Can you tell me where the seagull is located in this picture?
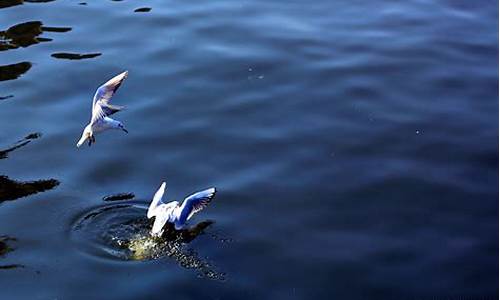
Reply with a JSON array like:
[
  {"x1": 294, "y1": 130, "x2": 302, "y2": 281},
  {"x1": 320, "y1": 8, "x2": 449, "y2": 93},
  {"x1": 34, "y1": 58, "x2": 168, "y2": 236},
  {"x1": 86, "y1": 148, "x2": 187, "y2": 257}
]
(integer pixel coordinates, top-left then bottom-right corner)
[
  {"x1": 77, "y1": 71, "x2": 129, "y2": 147},
  {"x1": 147, "y1": 182, "x2": 216, "y2": 237}
]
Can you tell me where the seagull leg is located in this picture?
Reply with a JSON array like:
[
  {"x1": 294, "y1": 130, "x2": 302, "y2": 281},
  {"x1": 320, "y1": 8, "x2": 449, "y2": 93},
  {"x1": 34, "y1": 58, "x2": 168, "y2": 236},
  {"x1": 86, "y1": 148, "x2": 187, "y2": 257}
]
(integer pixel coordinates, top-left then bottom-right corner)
[{"x1": 88, "y1": 135, "x2": 96, "y2": 146}]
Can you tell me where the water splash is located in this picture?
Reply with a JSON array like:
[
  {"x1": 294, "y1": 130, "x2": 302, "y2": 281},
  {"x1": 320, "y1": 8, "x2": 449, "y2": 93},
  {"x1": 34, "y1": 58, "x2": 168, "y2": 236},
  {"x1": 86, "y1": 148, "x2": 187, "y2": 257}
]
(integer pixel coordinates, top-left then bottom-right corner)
[{"x1": 70, "y1": 202, "x2": 226, "y2": 280}]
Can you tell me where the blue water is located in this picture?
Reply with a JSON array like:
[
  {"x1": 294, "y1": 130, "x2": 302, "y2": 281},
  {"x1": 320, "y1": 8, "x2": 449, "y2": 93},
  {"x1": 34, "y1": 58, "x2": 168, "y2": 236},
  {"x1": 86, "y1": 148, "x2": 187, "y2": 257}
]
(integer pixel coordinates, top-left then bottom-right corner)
[{"x1": 0, "y1": 0, "x2": 497, "y2": 299}]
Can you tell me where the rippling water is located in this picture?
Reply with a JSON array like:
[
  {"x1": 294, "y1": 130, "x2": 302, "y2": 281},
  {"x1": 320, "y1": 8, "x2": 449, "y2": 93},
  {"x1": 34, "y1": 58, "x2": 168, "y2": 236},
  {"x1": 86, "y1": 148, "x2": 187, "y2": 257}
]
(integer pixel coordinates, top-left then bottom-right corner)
[{"x1": 0, "y1": 0, "x2": 497, "y2": 299}]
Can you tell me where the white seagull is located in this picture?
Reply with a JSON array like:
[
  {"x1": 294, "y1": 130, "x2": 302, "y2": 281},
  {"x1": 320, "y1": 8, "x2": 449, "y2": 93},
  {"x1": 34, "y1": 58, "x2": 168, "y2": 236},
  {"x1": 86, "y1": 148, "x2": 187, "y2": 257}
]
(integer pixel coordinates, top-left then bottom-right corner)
[
  {"x1": 147, "y1": 182, "x2": 216, "y2": 237},
  {"x1": 77, "y1": 71, "x2": 129, "y2": 147}
]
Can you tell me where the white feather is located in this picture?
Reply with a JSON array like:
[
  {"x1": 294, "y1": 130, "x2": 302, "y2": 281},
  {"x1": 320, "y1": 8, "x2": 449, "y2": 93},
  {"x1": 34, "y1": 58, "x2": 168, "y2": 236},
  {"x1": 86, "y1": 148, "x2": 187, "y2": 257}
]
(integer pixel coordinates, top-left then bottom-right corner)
[{"x1": 147, "y1": 182, "x2": 166, "y2": 219}]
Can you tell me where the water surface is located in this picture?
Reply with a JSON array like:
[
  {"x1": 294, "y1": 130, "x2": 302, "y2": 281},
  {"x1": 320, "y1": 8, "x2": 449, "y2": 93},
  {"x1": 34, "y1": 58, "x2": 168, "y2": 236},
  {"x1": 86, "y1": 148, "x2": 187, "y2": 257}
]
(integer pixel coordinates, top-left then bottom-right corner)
[{"x1": 0, "y1": 0, "x2": 497, "y2": 299}]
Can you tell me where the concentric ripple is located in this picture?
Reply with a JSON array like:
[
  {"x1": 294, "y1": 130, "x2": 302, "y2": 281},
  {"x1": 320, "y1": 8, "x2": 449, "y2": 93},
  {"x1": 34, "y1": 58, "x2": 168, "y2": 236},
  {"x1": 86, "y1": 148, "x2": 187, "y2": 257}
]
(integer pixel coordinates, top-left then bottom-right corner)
[{"x1": 70, "y1": 201, "x2": 225, "y2": 280}]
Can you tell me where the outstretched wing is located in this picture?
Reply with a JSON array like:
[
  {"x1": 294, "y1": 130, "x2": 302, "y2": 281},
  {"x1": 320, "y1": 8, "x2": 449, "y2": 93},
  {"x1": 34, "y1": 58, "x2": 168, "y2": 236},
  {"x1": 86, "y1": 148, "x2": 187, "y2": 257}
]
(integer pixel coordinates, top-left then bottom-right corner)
[
  {"x1": 180, "y1": 187, "x2": 216, "y2": 222},
  {"x1": 91, "y1": 71, "x2": 128, "y2": 125},
  {"x1": 147, "y1": 182, "x2": 166, "y2": 219},
  {"x1": 151, "y1": 202, "x2": 178, "y2": 236}
]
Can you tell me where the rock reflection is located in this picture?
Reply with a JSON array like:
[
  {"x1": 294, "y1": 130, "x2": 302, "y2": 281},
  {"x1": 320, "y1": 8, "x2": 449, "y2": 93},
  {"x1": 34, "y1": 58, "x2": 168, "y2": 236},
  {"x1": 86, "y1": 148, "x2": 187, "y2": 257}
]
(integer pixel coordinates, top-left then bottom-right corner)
[
  {"x1": 0, "y1": 133, "x2": 59, "y2": 203},
  {"x1": 0, "y1": 176, "x2": 59, "y2": 203},
  {"x1": 51, "y1": 52, "x2": 101, "y2": 60},
  {"x1": 0, "y1": 236, "x2": 23, "y2": 270},
  {"x1": 134, "y1": 7, "x2": 151, "y2": 12},
  {"x1": 0, "y1": 62, "x2": 31, "y2": 82},
  {"x1": 0, "y1": 236, "x2": 16, "y2": 257},
  {"x1": 103, "y1": 192, "x2": 135, "y2": 202},
  {"x1": 0, "y1": 132, "x2": 41, "y2": 160},
  {"x1": 0, "y1": 21, "x2": 71, "y2": 51},
  {"x1": 0, "y1": 0, "x2": 56, "y2": 9},
  {"x1": 0, "y1": 95, "x2": 14, "y2": 101},
  {"x1": 0, "y1": 0, "x2": 22, "y2": 9}
]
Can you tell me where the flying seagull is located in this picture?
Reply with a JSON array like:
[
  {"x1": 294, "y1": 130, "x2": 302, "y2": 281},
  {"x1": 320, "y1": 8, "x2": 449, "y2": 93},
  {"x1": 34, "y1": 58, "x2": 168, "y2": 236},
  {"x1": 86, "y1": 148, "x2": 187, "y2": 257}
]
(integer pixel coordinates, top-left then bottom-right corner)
[
  {"x1": 147, "y1": 182, "x2": 216, "y2": 237},
  {"x1": 77, "y1": 71, "x2": 129, "y2": 147}
]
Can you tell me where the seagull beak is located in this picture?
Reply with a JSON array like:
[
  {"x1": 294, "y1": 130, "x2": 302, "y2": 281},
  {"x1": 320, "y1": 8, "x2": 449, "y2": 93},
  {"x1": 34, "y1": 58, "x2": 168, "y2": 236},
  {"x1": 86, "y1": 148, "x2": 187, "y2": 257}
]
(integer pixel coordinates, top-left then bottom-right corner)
[
  {"x1": 122, "y1": 127, "x2": 128, "y2": 134},
  {"x1": 77, "y1": 135, "x2": 87, "y2": 148}
]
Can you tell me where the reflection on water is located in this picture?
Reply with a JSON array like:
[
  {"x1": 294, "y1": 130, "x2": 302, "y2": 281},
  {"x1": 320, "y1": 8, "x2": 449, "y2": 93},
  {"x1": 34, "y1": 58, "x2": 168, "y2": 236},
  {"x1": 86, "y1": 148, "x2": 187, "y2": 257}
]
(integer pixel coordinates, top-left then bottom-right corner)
[
  {"x1": 0, "y1": 0, "x2": 495, "y2": 297},
  {"x1": 0, "y1": 62, "x2": 31, "y2": 82},
  {"x1": 0, "y1": 95, "x2": 13, "y2": 100},
  {"x1": 0, "y1": 133, "x2": 41, "y2": 160},
  {"x1": 0, "y1": 236, "x2": 23, "y2": 270},
  {"x1": 0, "y1": 236, "x2": 15, "y2": 257},
  {"x1": 0, "y1": 21, "x2": 71, "y2": 51},
  {"x1": 0, "y1": 176, "x2": 59, "y2": 203},
  {"x1": 51, "y1": 52, "x2": 101, "y2": 60},
  {"x1": 102, "y1": 192, "x2": 135, "y2": 202},
  {"x1": 0, "y1": 134, "x2": 59, "y2": 271},
  {"x1": 71, "y1": 202, "x2": 225, "y2": 280},
  {"x1": 0, "y1": 0, "x2": 22, "y2": 9},
  {"x1": 134, "y1": 7, "x2": 151, "y2": 13},
  {"x1": 0, "y1": 0, "x2": 56, "y2": 9},
  {"x1": 0, "y1": 133, "x2": 59, "y2": 202}
]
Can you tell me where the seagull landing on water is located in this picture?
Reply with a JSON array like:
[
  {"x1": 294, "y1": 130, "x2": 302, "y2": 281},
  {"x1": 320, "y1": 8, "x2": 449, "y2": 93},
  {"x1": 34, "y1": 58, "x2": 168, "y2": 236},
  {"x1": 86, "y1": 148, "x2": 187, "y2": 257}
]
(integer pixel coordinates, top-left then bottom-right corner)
[
  {"x1": 77, "y1": 71, "x2": 129, "y2": 147},
  {"x1": 147, "y1": 182, "x2": 217, "y2": 237}
]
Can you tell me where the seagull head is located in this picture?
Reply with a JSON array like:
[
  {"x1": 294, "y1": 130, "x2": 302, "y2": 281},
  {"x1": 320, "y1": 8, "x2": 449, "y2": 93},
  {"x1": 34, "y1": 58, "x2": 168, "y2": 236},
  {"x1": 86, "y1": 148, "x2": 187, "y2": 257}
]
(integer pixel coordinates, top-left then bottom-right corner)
[{"x1": 77, "y1": 125, "x2": 93, "y2": 147}]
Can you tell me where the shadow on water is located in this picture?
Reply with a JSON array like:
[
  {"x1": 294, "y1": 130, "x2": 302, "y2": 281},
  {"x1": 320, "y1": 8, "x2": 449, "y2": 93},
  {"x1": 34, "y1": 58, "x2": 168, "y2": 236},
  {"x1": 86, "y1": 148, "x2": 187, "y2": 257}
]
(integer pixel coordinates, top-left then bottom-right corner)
[
  {"x1": 0, "y1": 21, "x2": 71, "y2": 51},
  {"x1": 0, "y1": 62, "x2": 31, "y2": 82},
  {"x1": 0, "y1": 133, "x2": 60, "y2": 203},
  {"x1": 70, "y1": 202, "x2": 225, "y2": 280}
]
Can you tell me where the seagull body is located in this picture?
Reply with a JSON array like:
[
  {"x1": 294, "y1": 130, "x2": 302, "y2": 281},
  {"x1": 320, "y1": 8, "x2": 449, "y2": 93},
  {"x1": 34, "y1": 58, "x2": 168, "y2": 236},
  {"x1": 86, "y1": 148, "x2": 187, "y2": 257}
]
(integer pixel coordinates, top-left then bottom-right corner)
[
  {"x1": 77, "y1": 71, "x2": 129, "y2": 147},
  {"x1": 147, "y1": 182, "x2": 216, "y2": 237}
]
